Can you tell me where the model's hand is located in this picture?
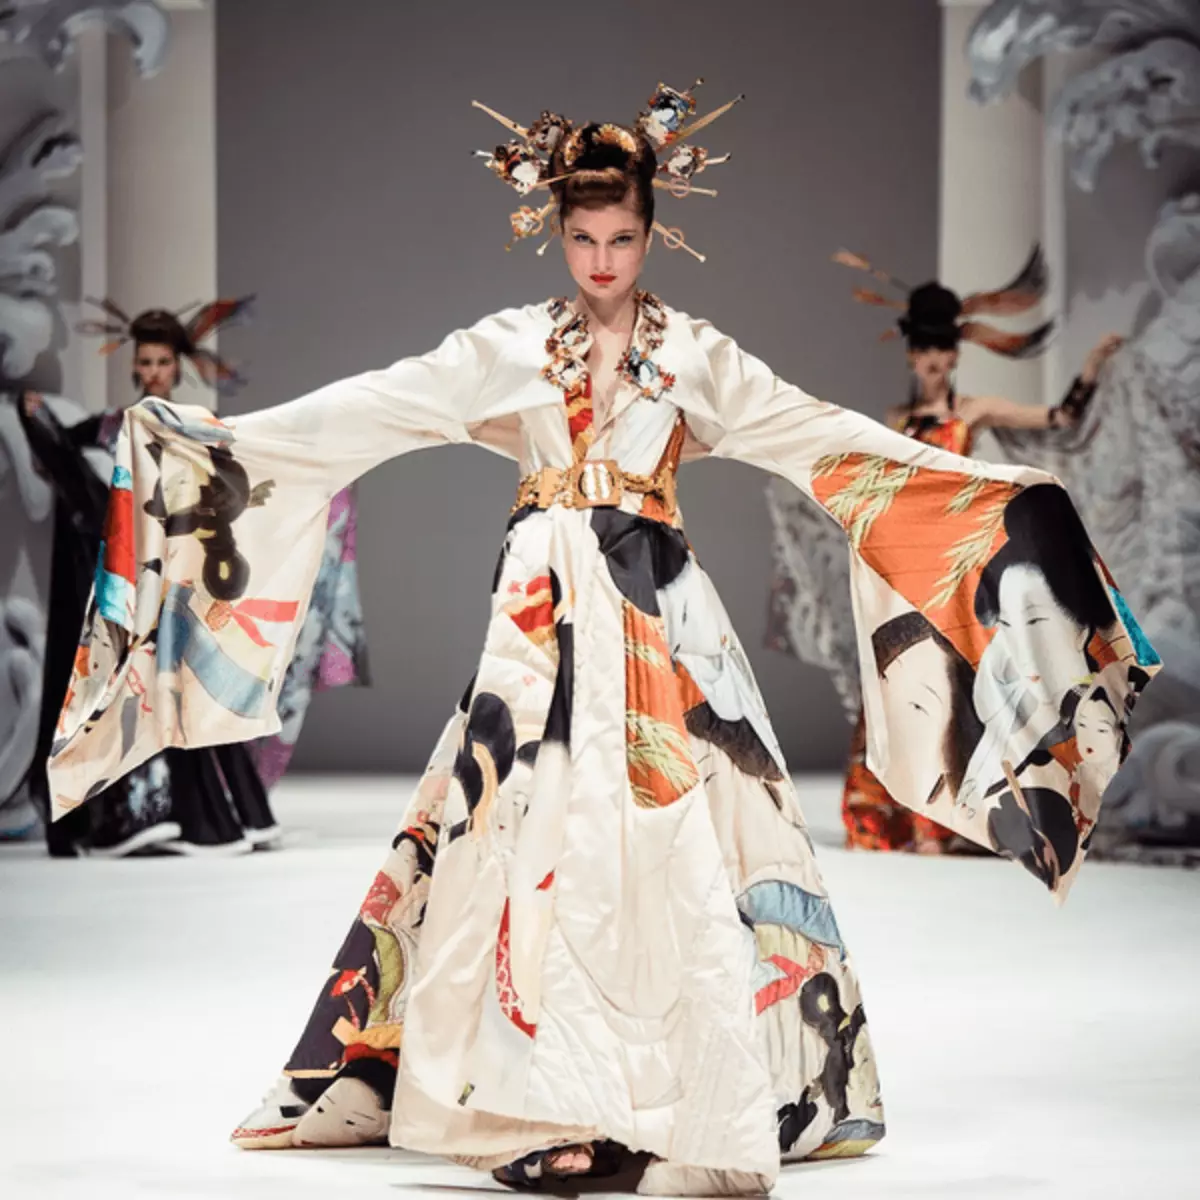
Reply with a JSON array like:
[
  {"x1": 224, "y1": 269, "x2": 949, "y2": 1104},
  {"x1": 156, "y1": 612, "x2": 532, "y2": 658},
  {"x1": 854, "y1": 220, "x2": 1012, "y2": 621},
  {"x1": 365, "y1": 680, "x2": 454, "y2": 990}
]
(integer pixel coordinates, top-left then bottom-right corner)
[{"x1": 1080, "y1": 334, "x2": 1124, "y2": 385}]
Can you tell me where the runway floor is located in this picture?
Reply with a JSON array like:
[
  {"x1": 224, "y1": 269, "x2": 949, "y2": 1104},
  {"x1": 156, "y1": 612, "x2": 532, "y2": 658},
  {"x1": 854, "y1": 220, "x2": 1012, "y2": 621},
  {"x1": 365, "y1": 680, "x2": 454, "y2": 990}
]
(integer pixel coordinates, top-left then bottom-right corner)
[{"x1": 2, "y1": 774, "x2": 1196, "y2": 1198}]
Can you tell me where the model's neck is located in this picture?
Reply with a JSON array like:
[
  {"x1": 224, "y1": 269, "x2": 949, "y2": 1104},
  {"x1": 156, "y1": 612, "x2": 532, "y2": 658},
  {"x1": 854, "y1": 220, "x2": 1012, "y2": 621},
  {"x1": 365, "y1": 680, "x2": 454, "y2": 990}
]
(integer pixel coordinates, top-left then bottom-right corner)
[
  {"x1": 916, "y1": 378, "x2": 953, "y2": 408},
  {"x1": 575, "y1": 286, "x2": 639, "y2": 333}
]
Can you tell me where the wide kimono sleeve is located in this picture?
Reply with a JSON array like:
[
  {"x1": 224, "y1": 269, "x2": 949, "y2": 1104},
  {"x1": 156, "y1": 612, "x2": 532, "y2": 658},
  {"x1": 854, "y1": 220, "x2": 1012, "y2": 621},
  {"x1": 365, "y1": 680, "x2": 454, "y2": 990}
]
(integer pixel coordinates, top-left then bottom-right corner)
[
  {"x1": 690, "y1": 317, "x2": 1162, "y2": 899},
  {"x1": 46, "y1": 308, "x2": 524, "y2": 819}
]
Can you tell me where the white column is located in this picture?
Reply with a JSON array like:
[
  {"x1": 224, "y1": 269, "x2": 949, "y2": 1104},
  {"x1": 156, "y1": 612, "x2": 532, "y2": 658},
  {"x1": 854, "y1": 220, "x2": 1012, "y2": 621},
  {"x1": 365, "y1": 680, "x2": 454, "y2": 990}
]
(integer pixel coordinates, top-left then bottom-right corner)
[
  {"x1": 105, "y1": 0, "x2": 217, "y2": 409},
  {"x1": 1040, "y1": 50, "x2": 1072, "y2": 405},
  {"x1": 73, "y1": 25, "x2": 109, "y2": 412},
  {"x1": 940, "y1": 0, "x2": 1047, "y2": 407}
]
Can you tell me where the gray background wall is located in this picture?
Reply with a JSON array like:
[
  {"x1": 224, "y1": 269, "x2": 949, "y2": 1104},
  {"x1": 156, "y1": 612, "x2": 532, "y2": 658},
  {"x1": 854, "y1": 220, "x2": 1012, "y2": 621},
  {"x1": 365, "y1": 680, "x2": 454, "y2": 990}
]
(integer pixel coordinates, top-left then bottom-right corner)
[{"x1": 215, "y1": 0, "x2": 943, "y2": 772}]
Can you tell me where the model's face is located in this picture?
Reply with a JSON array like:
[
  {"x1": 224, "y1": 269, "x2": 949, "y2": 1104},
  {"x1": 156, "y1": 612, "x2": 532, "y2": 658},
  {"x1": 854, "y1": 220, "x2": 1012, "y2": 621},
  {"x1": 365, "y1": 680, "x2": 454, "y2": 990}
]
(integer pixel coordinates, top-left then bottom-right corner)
[
  {"x1": 995, "y1": 564, "x2": 1088, "y2": 704},
  {"x1": 561, "y1": 193, "x2": 648, "y2": 307},
  {"x1": 1075, "y1": 696, "x2": 1121, "y2": 770},
  {"x1": 878, "y1": 635, "x2": 954, "y2": 805},
  {"x1": 134, "y1": 342, "x2": 179, "y2": 399},
  {"x1": 908, "y1": 347, "x2": 959, "y2": 395}
]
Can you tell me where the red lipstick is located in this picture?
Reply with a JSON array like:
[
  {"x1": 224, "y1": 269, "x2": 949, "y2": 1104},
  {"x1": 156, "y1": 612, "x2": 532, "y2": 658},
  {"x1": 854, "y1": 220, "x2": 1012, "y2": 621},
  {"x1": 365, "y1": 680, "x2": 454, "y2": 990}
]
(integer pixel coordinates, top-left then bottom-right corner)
[{"x1": 590, "y1": 273, "x2": 617, "y2": 284}]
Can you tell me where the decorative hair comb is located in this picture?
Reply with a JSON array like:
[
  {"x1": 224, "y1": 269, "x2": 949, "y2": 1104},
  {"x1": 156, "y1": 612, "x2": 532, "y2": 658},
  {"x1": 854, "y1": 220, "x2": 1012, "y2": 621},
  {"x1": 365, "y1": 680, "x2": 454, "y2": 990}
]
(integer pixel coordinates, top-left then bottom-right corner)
[
  {"x1": 472, "y1": 79, "x2": 744, "y2": 262},
  {"x1": 76, "y1": 294, "x2": 255, "y2": 392},
  {"x1": 832, "y1": 245, "x2": 1055, "y2": 359}
]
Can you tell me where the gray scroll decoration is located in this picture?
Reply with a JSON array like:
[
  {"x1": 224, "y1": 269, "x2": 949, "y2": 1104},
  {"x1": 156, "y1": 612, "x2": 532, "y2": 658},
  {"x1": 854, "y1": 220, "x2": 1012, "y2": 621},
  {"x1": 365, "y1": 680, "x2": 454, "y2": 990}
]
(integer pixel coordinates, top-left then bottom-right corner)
[
  {"x1": 968, "y1": 1, "x2": 1200, "y2": 190},
  {"x1": 0, "y1": 1, "x2": 169, "y2": 77},
  {"x1": 0, "y1": 2, "x2": 171, "y2": 821}
]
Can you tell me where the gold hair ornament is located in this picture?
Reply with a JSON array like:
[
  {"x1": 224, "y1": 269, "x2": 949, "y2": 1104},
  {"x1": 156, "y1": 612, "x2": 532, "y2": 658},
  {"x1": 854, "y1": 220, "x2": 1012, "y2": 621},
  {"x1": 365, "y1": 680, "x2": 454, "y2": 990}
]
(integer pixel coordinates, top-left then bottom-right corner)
[{"x1": 471, "y1": 80, "x2": 743, "y2": 262}]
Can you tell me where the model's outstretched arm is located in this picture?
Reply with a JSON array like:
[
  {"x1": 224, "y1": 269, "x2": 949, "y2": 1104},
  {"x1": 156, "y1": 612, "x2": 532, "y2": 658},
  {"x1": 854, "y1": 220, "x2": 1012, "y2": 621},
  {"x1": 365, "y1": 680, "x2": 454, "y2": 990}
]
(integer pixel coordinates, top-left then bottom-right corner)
[
  {"x1": 46, "y1": 309, "x2": 522, "y2": 817},
  {"x1": 691, "y1": 316, "x2": 1156, "y2": 899}
]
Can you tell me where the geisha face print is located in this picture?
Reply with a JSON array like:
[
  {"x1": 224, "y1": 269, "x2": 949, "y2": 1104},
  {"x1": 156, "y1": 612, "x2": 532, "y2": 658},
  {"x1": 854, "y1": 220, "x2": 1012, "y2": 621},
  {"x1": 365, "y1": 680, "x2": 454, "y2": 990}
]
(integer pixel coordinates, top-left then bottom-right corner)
[
  {"x1": 995, "y1": 563, "x2": 1089, "y2": 705},
  {"x1": 873, "y1": 612, "x2": 982, "y2": 808},
  {"x1": 1074, "y1": 689, "x2": 1122, "y2": 774},
  {"x1": 974, "y1": 486, "x2": 1113, "y2": 711},
  {"x1": 561, "y1": 193, "x2": 649, "y2": 308},
  {"x1": 878, "y1": 635, "x2": 952, "y2": 804},
  {"x1": 961, "y1": 485, "x2": 1118, "y2": 808}
]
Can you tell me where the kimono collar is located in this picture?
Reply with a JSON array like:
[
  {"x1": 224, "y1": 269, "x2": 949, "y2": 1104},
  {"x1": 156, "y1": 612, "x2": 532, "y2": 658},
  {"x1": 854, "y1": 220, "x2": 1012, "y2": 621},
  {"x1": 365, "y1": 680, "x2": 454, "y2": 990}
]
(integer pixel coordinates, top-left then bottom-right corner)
[{"x1": 543, "y1": 290, "x2": 676, "y2": 404}]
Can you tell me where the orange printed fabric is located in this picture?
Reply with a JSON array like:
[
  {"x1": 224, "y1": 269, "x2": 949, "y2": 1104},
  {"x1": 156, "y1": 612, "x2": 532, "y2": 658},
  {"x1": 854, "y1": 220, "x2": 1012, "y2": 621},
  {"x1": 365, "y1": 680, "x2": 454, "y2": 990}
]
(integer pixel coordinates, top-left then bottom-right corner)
[
  {"x1": 810, "y1": 453, "x2": 1159, "y2": 898},
  {"x1": 624, "y1": 601, "x2": 699, "y2": 808},
  {"x1": 811, "y1": 452, "x2": 1018, "y2": 667}
]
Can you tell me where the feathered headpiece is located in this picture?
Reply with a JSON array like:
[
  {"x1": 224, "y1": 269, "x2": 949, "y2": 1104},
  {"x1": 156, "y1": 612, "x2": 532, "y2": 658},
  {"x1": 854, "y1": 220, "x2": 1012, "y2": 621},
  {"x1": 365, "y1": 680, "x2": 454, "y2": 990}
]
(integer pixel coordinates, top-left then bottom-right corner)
[
  {"x1": 472, "y1": 79, "x2": 743, "y2": 262},
  {"x1": 832, "y1": 245, "x2": 1055, "y2": 359},
  {"x1": 77, "y1": 295, "x2": 255, "y2": 392}
]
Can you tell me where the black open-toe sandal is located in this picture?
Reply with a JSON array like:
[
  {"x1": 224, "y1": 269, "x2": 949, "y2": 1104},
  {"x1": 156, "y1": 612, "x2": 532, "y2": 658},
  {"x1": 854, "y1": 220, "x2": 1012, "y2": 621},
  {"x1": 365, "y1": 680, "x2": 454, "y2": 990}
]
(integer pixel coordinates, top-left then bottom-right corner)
[{"x1": 493, "y1": 1143, "x2": 596, "y2": 1189}]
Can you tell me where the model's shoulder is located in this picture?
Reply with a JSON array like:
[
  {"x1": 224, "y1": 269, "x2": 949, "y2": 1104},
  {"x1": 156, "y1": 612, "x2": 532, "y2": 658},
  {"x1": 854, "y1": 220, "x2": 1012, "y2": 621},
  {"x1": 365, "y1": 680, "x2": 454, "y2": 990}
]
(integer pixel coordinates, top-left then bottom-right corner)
[
  {"x1": 657, "y1": 298, "x2": 706, "y2": 330},
  {"x1": 954, "y1": 394, "x2": 994, "y2": 425},
  {"x1": 440, "y1": 303, "x2": 554, "y2": 357},
  {"x1": 468, "y1": 301, "x2": 554, "y2": 330},
  {"x1": 656, "y1": 302, "x2": 726, "y2": 353}
]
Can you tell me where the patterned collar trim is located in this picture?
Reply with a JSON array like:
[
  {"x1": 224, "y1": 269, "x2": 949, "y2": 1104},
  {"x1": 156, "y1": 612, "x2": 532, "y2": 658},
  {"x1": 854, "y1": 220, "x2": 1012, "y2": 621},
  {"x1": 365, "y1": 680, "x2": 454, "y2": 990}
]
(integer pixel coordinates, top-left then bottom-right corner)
[{"x1": 543, "y1": 290, "x2": 675, "y2": 404}]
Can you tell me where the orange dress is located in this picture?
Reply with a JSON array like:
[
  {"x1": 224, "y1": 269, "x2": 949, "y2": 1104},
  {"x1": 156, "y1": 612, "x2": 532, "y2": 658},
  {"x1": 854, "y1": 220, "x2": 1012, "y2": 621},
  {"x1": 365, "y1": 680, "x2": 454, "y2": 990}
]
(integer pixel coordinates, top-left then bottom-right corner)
[{"x1": 841, "y1": 409, "x2": 975, "y2": 853}]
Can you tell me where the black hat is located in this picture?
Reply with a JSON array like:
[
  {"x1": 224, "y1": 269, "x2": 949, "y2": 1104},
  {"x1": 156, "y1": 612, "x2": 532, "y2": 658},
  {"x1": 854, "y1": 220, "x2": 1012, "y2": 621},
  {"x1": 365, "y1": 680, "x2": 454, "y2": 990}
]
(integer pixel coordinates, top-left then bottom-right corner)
[
  {"x1": 899, "y1": 283, "x2": 964, "y2": 351},
  {"x1": 834, "y1": 244, "x2": 1055, "y2": 361}
]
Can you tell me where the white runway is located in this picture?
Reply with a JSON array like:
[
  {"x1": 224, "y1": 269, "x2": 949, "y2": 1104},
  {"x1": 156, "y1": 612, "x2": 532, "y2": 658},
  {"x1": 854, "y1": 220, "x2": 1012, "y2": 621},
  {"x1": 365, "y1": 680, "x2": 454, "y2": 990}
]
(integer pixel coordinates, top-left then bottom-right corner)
[{"x1": 2, "y1": 774, "x2": 1196, "y2": 1199}]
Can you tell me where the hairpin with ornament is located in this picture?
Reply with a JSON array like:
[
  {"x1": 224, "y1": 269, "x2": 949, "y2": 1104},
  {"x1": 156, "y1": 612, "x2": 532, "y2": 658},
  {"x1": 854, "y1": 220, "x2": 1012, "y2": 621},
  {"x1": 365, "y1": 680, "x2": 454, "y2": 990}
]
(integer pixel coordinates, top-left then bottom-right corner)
[
  {"x1": 832, "y1": 244, "x2": 1055, "y2": 359},
  {"x1": 471, "y1": 79, "x2": 744, "y2": 262}
]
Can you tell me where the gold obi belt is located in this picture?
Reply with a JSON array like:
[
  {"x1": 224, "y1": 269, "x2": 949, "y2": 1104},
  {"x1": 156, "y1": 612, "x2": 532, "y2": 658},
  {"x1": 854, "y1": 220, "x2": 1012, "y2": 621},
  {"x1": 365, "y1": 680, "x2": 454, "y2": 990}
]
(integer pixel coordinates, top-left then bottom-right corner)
[{"x1": 514, "y1": 458, "x2": 678, "y2": 523}]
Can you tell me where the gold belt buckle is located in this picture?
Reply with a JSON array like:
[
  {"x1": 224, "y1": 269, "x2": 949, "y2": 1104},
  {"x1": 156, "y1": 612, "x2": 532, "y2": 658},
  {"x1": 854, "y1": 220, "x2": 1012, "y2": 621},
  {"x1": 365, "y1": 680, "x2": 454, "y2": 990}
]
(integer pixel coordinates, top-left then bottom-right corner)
[{"x1": 571, "y1": 460, "x2": 623, "y2": 508}]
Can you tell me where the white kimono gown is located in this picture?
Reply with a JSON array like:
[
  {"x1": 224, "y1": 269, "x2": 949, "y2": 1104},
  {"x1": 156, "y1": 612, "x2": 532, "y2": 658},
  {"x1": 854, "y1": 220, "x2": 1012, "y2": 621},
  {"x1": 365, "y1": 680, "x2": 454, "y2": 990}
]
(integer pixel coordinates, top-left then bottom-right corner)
[{"x1": 47, "y1": 292, "x2": 1155, "y2": 1194}]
